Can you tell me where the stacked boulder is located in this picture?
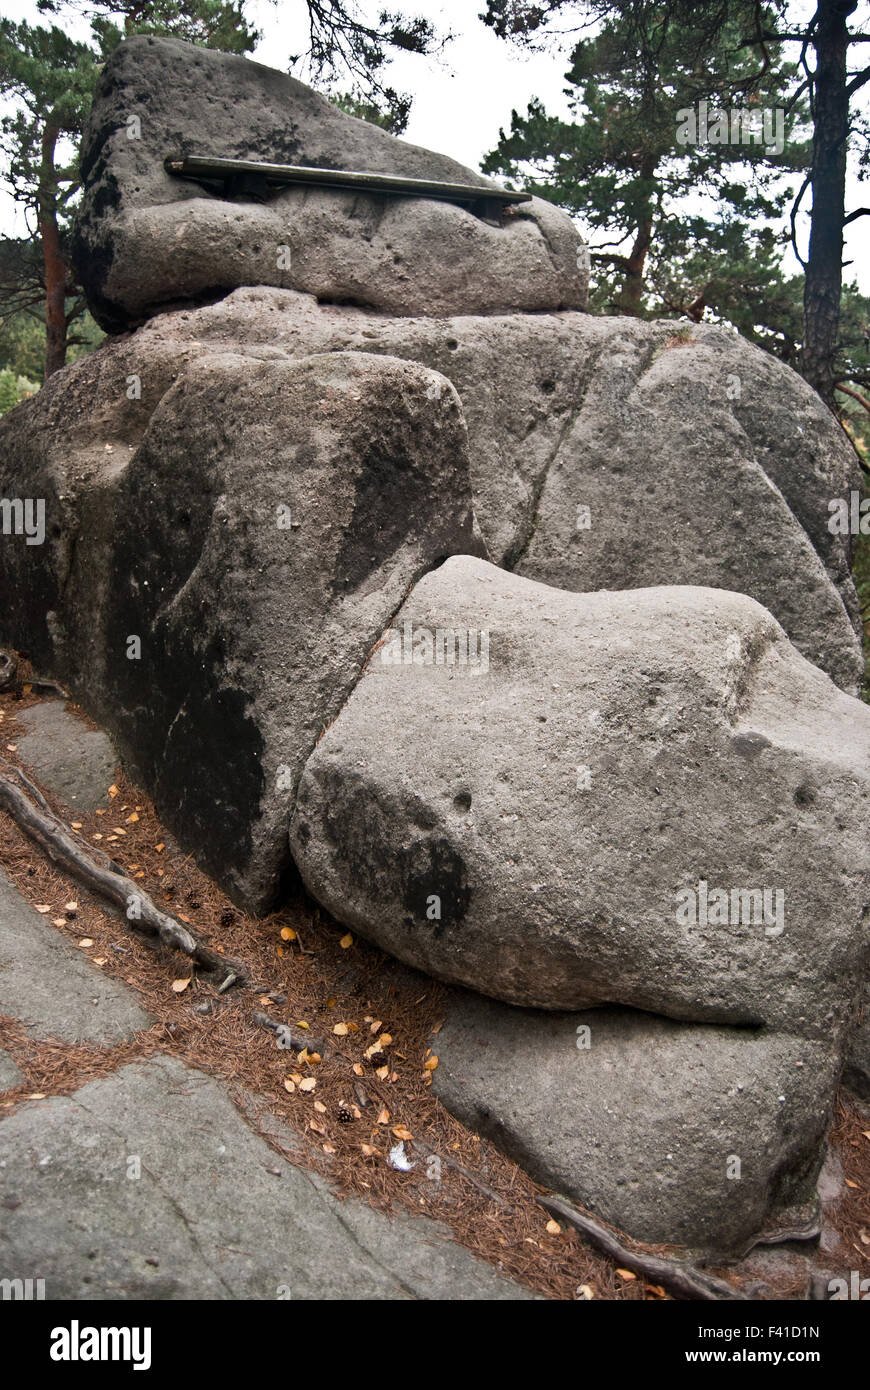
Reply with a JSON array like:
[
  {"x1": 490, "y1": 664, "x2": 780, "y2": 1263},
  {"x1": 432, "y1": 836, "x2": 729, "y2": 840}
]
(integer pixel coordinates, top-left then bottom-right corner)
[{"x1": 1, "y1": 35, "x2": 869, "y2": 1256}]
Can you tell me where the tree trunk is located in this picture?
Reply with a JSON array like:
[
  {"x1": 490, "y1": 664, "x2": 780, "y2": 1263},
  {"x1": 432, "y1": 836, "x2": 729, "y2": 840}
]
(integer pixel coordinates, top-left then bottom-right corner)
[
  {"x1": 38, "y1": 120, "x2": 67, "y2": 380},
  {"x1": 615, "y1": 213, "x2": 654, "y2": 315},
  {"x1": 802, "y1": 0, "x2": 857, "y2": 406},
  {"x1": 615, "y1": 154, "x2": 657, "y2": 316}
]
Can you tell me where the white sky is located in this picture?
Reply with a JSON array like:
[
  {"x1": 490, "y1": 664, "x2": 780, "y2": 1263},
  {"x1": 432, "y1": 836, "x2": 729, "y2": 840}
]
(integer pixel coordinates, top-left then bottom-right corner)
[{"x1": 0, "y1": 0, "x2": 867, "y2": 291}]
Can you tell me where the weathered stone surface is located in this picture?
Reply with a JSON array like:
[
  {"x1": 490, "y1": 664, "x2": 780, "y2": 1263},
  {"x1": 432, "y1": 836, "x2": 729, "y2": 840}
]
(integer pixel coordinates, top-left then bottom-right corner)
[
  {"x1": 0, "y1": 291, "x2": 863, "y2": 920},
  {"x1": 15, "y1": 701, "x2": 119, "y2": 812},
  {"x1": 0, "y1": 1055, "x2": 534, "y2": 1299},
  {"x1": 430, "y1": 990, "x2": 838, "y2": 1254},
  {"x1": 0, "y1": 349, "x2": 483, "y2": 911},
  {"x1": 0, "y1": 1050, "x2": 23, "y2": 1092},
  {"x1": 73, "y1": 36, "x2": 587, "y2": 330},
  {"x1": 290, "y1": 556, "x2": 870, "y2": 1035},
  {"x1": 0, "y1": 868, "x2": 152, "y2": 1044},
  {"x1": 10, "y1": 286, "x2": 856, "y2": 690}
]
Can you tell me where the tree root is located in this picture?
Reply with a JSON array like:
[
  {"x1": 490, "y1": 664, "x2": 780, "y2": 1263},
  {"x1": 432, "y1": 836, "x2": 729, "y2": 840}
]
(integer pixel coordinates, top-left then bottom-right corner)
[
  {"x1": 0, "y1": 755, "x2": 245, "y2": 988},
  {"x1": 538, "y1": 1193, "x2": 750, "y2": 1301}
]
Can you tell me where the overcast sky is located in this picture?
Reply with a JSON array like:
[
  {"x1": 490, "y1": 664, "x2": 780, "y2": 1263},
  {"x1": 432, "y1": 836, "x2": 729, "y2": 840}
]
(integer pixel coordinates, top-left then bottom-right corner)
[{"x1": 1, "y1": 0, "x2": 867, "y2": 292}]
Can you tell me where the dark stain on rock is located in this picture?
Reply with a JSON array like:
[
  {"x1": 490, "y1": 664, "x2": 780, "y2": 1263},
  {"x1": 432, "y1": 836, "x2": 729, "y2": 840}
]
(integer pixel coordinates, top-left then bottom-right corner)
[
  {"x1": 399, "y1": 836, "x2": 471, "y2": 937},
  {"x1": 731, "y1": 731, "x2": 772, "y2": 757},
  {"x1": 330, "y1": 437, "x2": 430, "y2": 596}
]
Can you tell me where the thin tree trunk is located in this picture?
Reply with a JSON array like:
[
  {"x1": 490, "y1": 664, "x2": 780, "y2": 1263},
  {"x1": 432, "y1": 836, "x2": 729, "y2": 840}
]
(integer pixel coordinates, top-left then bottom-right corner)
[
  {"x1": 615, "y1": 213, "x2": 654, "y2": 315},
  {"x1": 38, "y1": 119, "x2": 67, "y2": 379},
  {"x1": 802, "y1": 0, "x2": 857, "y2": 405},
  {"x1": 615, "y1": 153, "x2": 657, "y2": 316}
]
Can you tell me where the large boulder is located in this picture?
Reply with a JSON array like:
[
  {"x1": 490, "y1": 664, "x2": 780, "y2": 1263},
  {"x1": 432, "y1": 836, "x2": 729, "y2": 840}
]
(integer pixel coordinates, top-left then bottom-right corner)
[
  {"x1": 290, "y1": 555, "x2": 870, "y2": 1036},
  {"x1": 34, "y1": 287, "x2": 860, "y2": 690},
  {"x1": 72, "y1": 37, "x2": 587, "y2": 330},
  {"x1": 0, "y1": 348, "x2": 483, "y2": 911},
  {"x1": 429, "y1": 991, "x2": 838, "y2": 1255}
]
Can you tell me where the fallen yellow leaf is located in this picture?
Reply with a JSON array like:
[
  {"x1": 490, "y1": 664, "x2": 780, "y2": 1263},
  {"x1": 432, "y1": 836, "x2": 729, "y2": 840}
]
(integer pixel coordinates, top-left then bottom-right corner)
[
  {"x1": 376, "y1": 1106, "x2": 390, "y2": 1125},
  {"x1": 392, "y1": 1125, "x2": 412, "y2": 1141},
  {"x1": 280, "y1": 926, "x2": 295, "y2": 941},
  {"x1": 283, "y1": 1079, "x2": 296, "y2": 1093},
  {"x1": 333, "y1": 1022, "x2": 349, "y2": 1036},
  {"x1": 339, "y1": 933, "x2": 353, "y2": 949},
  {"x1": 546, "y1": 1219, "x2": 561, "y2": 1235},
  {"x1": 423, "y1": 1055, "x2": 438, "y2": 1071},
  {"x1": 616, "y1": 1269, "x2": 637, "y2": 1281},
  {"x1": 108, "y1": 784, "x2": 120, "y2": 798},
  {"x1": 299, "y1": 1077, "x2": 316, "y2": 1093},
  {"x1": 78, "y1": 938, "x2": 94, "y2": 949},
  {"x1": 171, "y1": 977, "x2": 191, "y2": 993}
]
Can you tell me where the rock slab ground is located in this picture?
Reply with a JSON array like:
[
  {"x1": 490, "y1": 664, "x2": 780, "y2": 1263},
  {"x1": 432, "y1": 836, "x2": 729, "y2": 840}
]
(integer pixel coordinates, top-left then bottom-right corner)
[
  {"x1": 0, "y1": 866, "x2": 152, "y2": 1045},
  {"x1": 0, "y1": 1055, "x2": 533, "y2": 1300},
  {"x1": 15, "y1": 701, "x2": 118, "y2": 813}
]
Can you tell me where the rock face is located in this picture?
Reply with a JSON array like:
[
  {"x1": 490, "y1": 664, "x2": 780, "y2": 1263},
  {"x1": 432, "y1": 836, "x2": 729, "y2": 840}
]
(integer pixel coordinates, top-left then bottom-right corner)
[
  {"x1": 0, "y1": 348, "x2": 483, "y2": 910},
  {"x1": 429, "y1": 991, "x2": 837, "y2": 1253},
  {"x1": 291, "y1": 555, "x2": 870, "y2": 1034},
  {"x1": 18, "y1": 287, "x2": 859, "y2": 691},
  {"x1": 72, "y1": 36, "x2": 587, "y2": 330}
]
